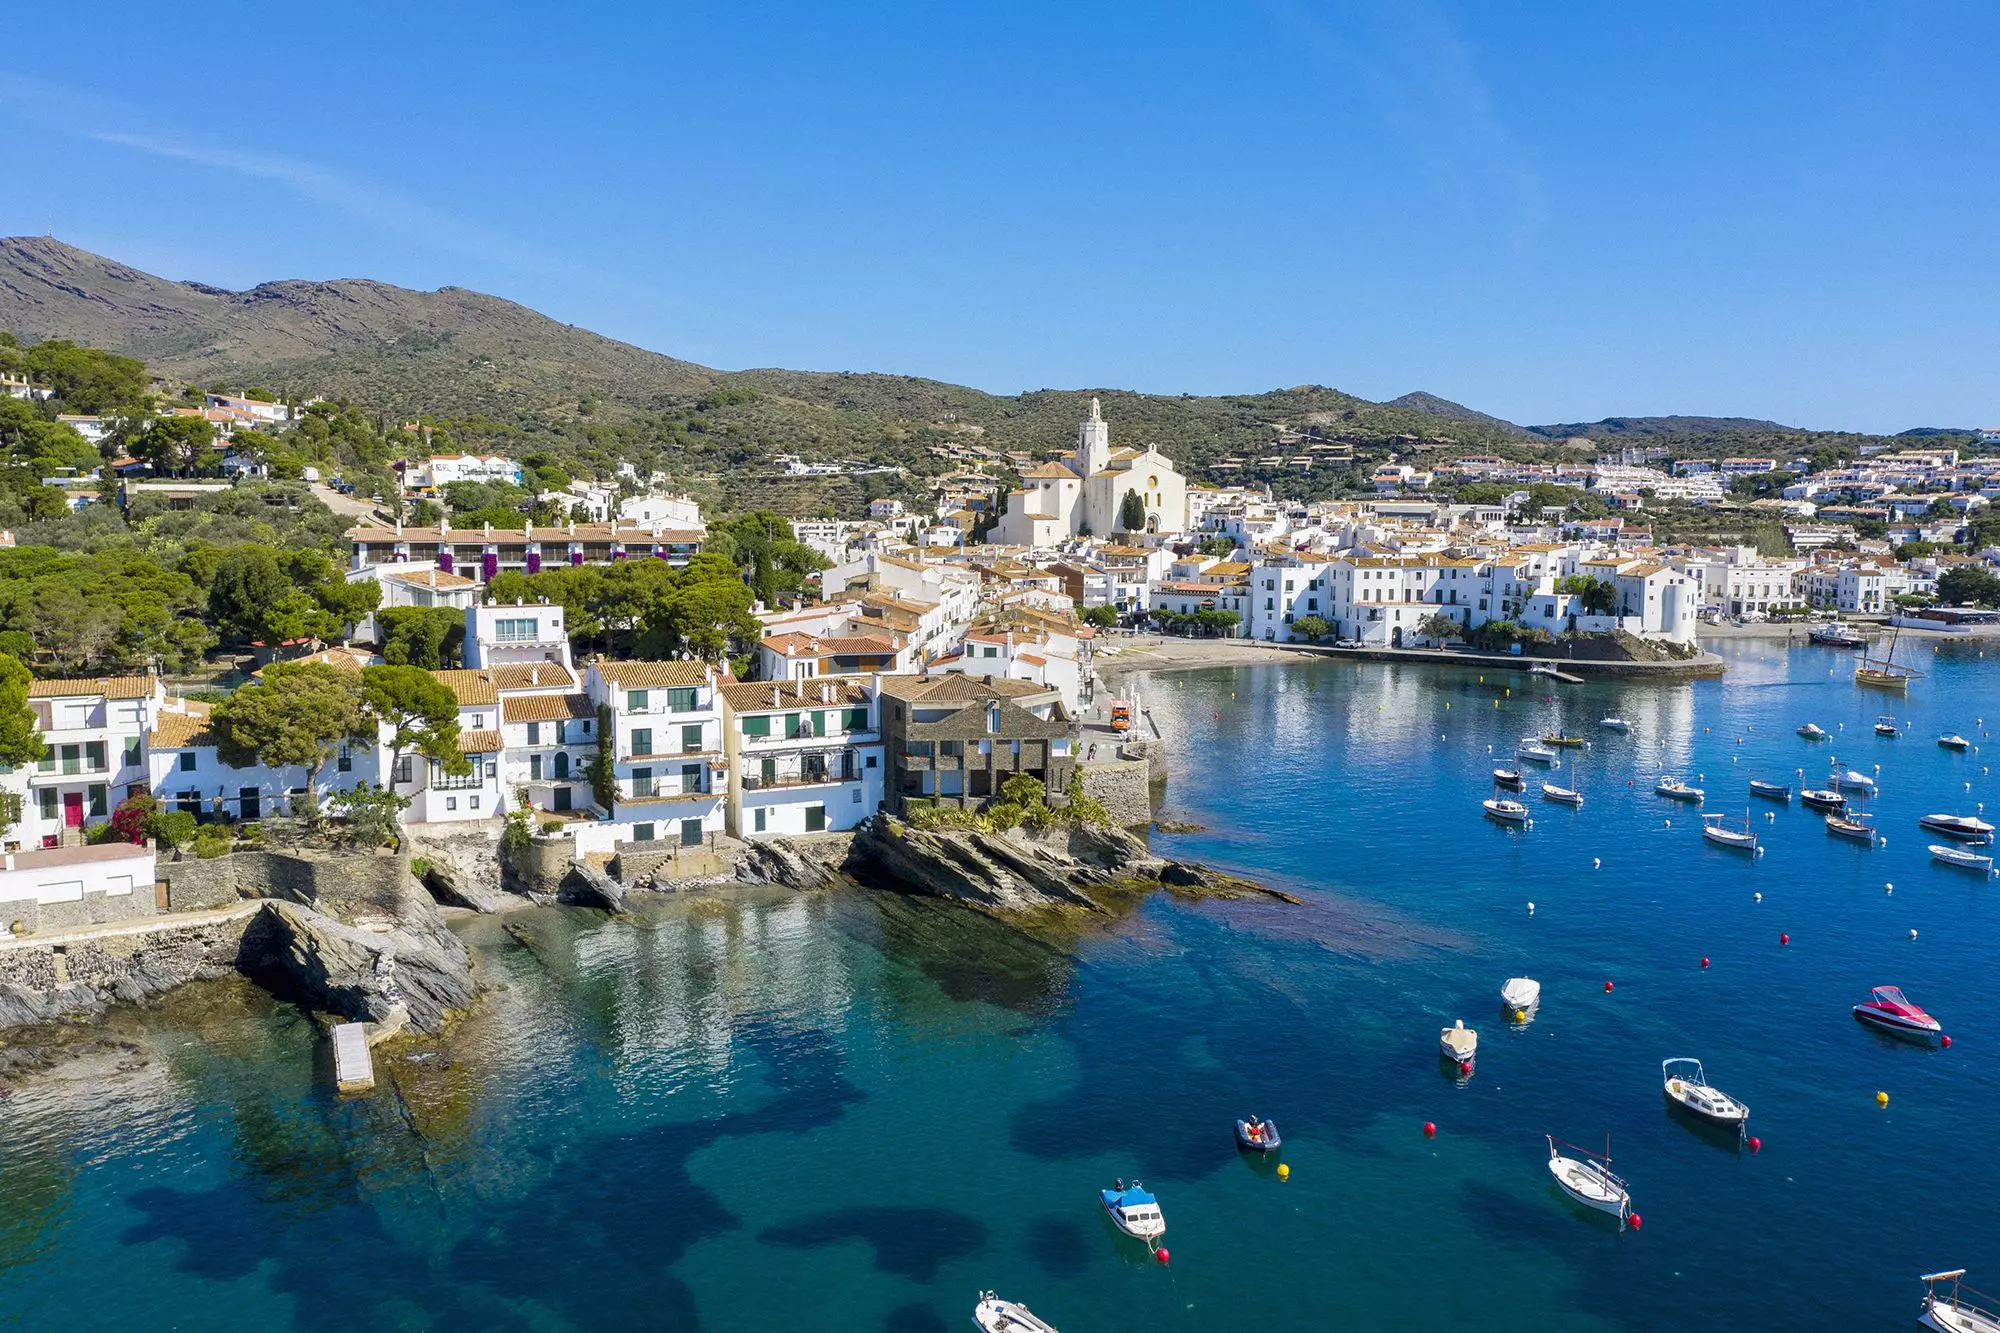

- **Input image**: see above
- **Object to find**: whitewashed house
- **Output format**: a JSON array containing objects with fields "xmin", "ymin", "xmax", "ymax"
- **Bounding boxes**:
[{"xmin": 720, "ymin": 678, "xmax": 883, "ymax": 838}]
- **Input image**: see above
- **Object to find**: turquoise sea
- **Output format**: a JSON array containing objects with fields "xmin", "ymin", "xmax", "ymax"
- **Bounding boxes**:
[{"xmin": 4, "ymin": 638, "xmax": 1999, "ymax": 1330}]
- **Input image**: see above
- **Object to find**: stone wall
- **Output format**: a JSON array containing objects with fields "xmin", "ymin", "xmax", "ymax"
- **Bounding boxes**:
[
  {"xmin": 156, "ymin": 849, "xmax": 410, "ymax": 917},
  {"xmin": 1080, "ymin": 759, "xmax": 1154, "ymax": 828},
  {"xmin": 611, "ymin": 841, "xmax": 726, "ymax": 884},
  {"xmin": 2, "ymin": 885, "xmax": 157, "ymax": 935},
  {"xmin": 0, "ymin": 915, "xmax": 251, "ymax": 1028}
]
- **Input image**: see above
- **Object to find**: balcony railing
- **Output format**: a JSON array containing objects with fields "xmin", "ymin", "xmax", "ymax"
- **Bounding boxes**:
[{"xmin": 741, "ymin": 769, "xmax": 856, "ymax": 791}]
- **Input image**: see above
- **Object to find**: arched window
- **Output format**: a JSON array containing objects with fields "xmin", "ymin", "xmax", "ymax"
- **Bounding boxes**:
[{"xmin": 553, "ymin": 752, "xmax": 570, "ymax": 780}]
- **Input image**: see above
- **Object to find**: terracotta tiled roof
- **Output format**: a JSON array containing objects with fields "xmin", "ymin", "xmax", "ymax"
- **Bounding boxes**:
[
  {"xmin": 718, "ymin": 679, "xmax": 871, "ymax": 711},
  {"xmin": 430, "ymin": 670, "xmax": 500, "ymax": 706},
  {"xmin": 501, "ymin": 693, "xmax": 595, "ymax": 723},
  {"xmin": 150, "ymin": 705, "xmax": 216, "ymax": 748},
  {"xmin": 1021, "ymin": 463, "xmax": 1079, "ymax": 480},
  {"xmin": 595, "ymin": 660, "xmax": 711, "ymax": 689},
  {"xmin": 383, "ymin": 568, "xmax": 478, "ymax": 590},
  {"xmin": 875, "ymin": 673, "xmax": 1052, "ymax": 702},
  {"xmin": 457, "ymin": 730, "xmax": 503, "ymax": 754},
  {"xmin": 28, "ymin": 676, "xmax": 155, "ymax": 700},
  {"xmin": 486, "ymin": 663, "xmax": 576, "ymax": 691}
]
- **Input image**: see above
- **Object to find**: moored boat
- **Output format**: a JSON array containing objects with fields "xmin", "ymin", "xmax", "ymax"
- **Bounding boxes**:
[
  {"xmin": 1235, "ymin": 1116, "xmax": 1281, "ymax": 1152},
  {"xmin": 1939, "ymin": 734, "xmax": 1972, "ymax": 751},
  {"xmin": 1701, "ymin": 812, "xmax": 1759, "ymax": 852},
  {"xmin": 1546, "ymin": 1136, "xmax": 1631, "ymax": 1223},
  {"xmin": 1542, "ymin": 734, "xmax": 1587, "ymax": 748},
  {"xmin": 1920, "ymin": 1269, "xmax": 2000, "ymax": 1333},
  {"xmin": 1439, "ymin": 1020, "xmax": 1477, "ymax": 1064},
  {"xmin": 1483, "ymin": 798, "xmax": 1532, "ymax": 825},
  {"xmin": 1930, "ymin": 844, "xmax": 1996, "ymax": 873},
  {"xmin": 1810, "ymin": 622, "xmax": 1868, "ymax": 648},
  {"xmin": 1836, "ymin": 769, "xmax": 1878, "ymax": 795},
  {"xmin": 1656, "ymin": 776, "xmax": 1704, "ymax": 801},
  {"xmin": 1748, "ymin": 779, "xmax": 1791, "ymax": 802},
  {"xmin": 1875, "ymin": 714, "xmax": 1901, "ymax": 737},
  {"xmin": 1857, "ymin": 627, "xmax": 1923, "ymax": 690},
  {"xmin": 1492, "ymin": 767, "xmax": 1523, "ymax": 789},
  {"xmin": 1599, "ymin": 716, "xmax": 1631, "ymax": 732},
  {"xmin": 1800, "ymin": 787, "xmax": 1846, "ymax": 812},
  {"xmin": 1099, "ymin": 1181, "xmax": 1165, "ymax": 1241},
  {"xmin": 1517, "ymin": 738, "xmax": 1558, "ymax": 764},
  {"xmin": 1797, "ymin": 722, "xmax": 1829, "ymax": 740},
  {"xmin": 1920, "ymin": 814, "xmax": 1996, "ymax": 843},
  {"xmin": 1661, "ymin": 1057, "xmax": 1750, "ymax": 1131},
  {"xmin": 1853, "ymin": 985, "xmax": 1942, "ymax": 1043},
  {"xmin": 1501, "ymin": 977, "xmax": 1541, "ymax": 1016},
  {"xmin": 974, "ymin": 1292, "xmax": 1061, "ymax": 1333},
  {"xmin": 1826, "ymin": 812, "xmax": 1878, "ymax": 845},
  {"xmin": 1540, "ymin": 782, "xmax": 1583, "ymax": 807}
]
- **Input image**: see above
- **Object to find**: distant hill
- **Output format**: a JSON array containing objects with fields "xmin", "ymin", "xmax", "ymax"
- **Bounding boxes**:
[
  {"xmin": 1895, "ymin": 426, "xmax": 1974, "ymax": 439},
  {"xmin": 1529, "ymin": 415, "xmax": 1792, "ymax": 439},
  {"xmin": 1385, "ymin": 391, "xmax": 1530, "ymax": 437}
]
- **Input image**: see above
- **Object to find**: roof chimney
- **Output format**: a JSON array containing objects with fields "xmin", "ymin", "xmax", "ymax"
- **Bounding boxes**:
[
  {"xmin": 531, "ymin": 666, "xmax": 539, "ymax": 685},
  {"xmin": 771, "ymin": 685, "xmax": 780, "ymax": 708}
]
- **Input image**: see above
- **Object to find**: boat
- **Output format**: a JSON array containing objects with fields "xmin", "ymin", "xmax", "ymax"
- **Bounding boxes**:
[
  {"xmin": 1852, "ymin": 985, "xmax": 1942, "ymax": 1043},
  {"xmin": 1826, "ymin": 812, "xmax": 1878, "ymax": 845},
  {"xmin": 974, "ymin": 1293, "xmax": 1061, "ymax": 1333},
  {"xmin": 1800, "ymin": 787, "xmax": 1847, "ymax": 812},
  {"xmin": 1857, "ymin": 626, "xmax": 1924, "ymax": 690},
  {"xmin": 1599, "ymin": 717, "xmax": 1631, "ymax": 732},
  {"xmin": 1655, "ymin": 776, "xmax": 1704, "ymax": 802},
  {"xmin": 1835, "ymin": 769, "xmax": 1878, "ymax": 795},
  {"xmin": 1661, "ymin": 1057, "xmax": 1750, "ymax": 1131},
  {"xmin": 1797, "ymin": 722, "xmax": 1829, "ymax": 740},
  {"xmin": 1492, "ymin": 767, "xmax": 1523, "ymax": 789},
  {"xmin": 1540, "ymin": 782, "xmax": 1584, "ymax": 807},
  {"xmin": 1939, "ymin": 734, "xmax": 1972, "ymax": 751},
  {"xmin": 1748, "ymin": 779, "xmax": 1791, "ymax": 802},
  {"xmin": 1439, "ymin": 1020, "xmax": 1478, "ymax": 1064},
  {"xmin": 1542, "ymin": 734, "xmax": 1587, "ymax": 749},
  {"xmin": 1546, "ymin": 1136, "xmax": 1631, "ymax": 1222},
  {"xmin": 1501, "ymin": 977, "xmax": 1541, "ymax": 1016},
  {"xmin": 1527, "ymin": 664, "xmax": 1562, "ymax": 678},
  {"xmin": 1875, "ymin": 714, "xmax": 1901, "ymax": 738},
  {"xmin": 1931, "ymin": 844, "xmax": 1996, "ymax": 873},
  {"xmin": 1235, "ymin": 1116, "xmax": 1281, "ymax": 1152},
  {"xmin": 1810, "ymin": 621, "xmax": 1869, "ymax": 648},
  {"xmin": 1919, "ymin": 814, "xmax": 1996, "ymax": 843},
  {"xmin": 1517, "ymin": 738, "xmax": 1558, "ymax": 764},
  {"xmin": 1701, "ymin": 812, "xmax": 1759, "ymax": 852},
  {"xmin": 1483, "ymin": 798, "xmax": 1532, "ymax": 825},
  {"xmin": 1920, "ymin": 1269, "xmax": 2000, "ymax": 1333},
  {"xmin": 1099, "ymin": 1181, "xmax": 1166, "ymax": 1241}
]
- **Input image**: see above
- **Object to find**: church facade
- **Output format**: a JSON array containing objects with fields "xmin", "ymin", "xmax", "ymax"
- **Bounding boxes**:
[{"xmin": 990, "ymin": 400, "xmax": 1187, "ymax": 548}]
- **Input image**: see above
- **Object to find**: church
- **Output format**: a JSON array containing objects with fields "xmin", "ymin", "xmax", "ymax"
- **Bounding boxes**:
[{"xmin": 989, "ymin": 399, "xmax": 1188, "ymax": 548}]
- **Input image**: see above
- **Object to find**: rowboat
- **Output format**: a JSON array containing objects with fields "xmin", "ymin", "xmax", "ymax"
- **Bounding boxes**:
[
  {"xmin": 1826, "ymin": 813, "xmax": 1878, "ymax": 845},
  {"xmin": 1483, "ymin": 798, "xmax": 1532, "ymax": 825},
  {"xmin": 1656, "ymin": 776, "xmax": 1704, "ymax": 802},
  {"xmin": 1542, "ymin": 734, "xmax": 1587, "ymax": 748},
  {"xmin": 1661, "ymin": 1057, "xmax": 1749, "ymax": 1131},
  {"xmin": 1540, "ymin": 783, "xmax": 1584, "ymax": 807},
  {"xmin": 1599, "ymin": 717, "xmax": 1631, "ymax": 732},
  {"xmin": 1920, "ymin": 1269, "xmax": 2000, "ymax": 1333},
  {"xmin": 1920, "ymin": 814, "xmax": 1995, "ymax": 843},
  {"xmin": 1701, "ymin": 812, "xmax": 1759, "ymax": 852},
  {"xmin": 975, "ymin": 1292, "xmax": 1061, "ymax": 1332},
  {"xmin": 1931, "ymin": 844, "xmax": 1996, "ymax": 873},
  {"xmin": 1546, "ymin": 1136, "xmax": 1631, "ymax": 1223},
  {"xmin": 1492, "ymin": 767, "xmax": 1523, "ymax": 789},
  {"xmin": 1748, "ymin": 779, "xmax": 1791, "ymax": 802}
]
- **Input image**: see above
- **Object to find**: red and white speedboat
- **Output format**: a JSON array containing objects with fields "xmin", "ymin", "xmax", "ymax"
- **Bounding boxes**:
[{"xmin": 1853, "ymin": 986, "xmax": 1943, "ymax": 1044}]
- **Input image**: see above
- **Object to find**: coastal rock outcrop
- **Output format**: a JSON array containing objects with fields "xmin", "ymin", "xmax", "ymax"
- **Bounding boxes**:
[
  {"xmin": 236, "ymin": 899, "xmax": 474, "ymax": 1034},
  {"xmin": 557, "ymin": 862, "xmax": 628, "ymax": 913},
  {"xmin": 849, "ymin": 817, "xmax": 1164, "ymax": 913},
  {"xmin": 734, "ymin": 838, "xmax": 847, "ymax": 892}
]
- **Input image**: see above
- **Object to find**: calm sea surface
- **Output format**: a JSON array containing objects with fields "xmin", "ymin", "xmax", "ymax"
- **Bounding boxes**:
[{"xmin": 4, "ymin": 639, "xmax": 2000, "ymax": 1330}]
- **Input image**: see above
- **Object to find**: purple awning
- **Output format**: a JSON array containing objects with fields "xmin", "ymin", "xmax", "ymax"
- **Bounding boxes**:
[{"xmin": 437, "ymin": 549, "xmax": 454, "ymax": 575}]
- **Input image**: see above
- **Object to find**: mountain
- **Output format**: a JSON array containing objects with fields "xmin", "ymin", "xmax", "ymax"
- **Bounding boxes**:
[
  {"xmin": 1384, "ymin": 391, "xmax": 1530, "ymax": 437},
  {"xmin": 1528, "ymin": 415, "xmax": 1792, "ymax": 439}
]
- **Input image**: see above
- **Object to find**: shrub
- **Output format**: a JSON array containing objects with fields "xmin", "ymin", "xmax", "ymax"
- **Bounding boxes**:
[
  {"xmin": 145, "ymin": 810, "xmax": 198, "ymax": 849},
  {"xmin": 983, "ymin": 802, "xmax": 1025, "ymax": 831},
  {"xmin": 325, "ymin": 782, "xmax": 410, "ymax": 850},
  {"xmin": 540, "ymin": 819, "xmax": 564, "ymax": 835},
  {"xmin": 190, "ymin": 828, "xmax": 232, "ymax": 859}
]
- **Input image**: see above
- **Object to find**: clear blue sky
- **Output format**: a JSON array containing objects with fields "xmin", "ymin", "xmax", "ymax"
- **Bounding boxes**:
[{"xmin": 3, "ymin": 2, "xmax": 1994, "ymax": 433}]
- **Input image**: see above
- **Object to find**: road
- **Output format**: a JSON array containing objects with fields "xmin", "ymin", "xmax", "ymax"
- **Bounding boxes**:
[{"xmin": 310, "ymin": 482, "xmax": 384, "ymax": 521}]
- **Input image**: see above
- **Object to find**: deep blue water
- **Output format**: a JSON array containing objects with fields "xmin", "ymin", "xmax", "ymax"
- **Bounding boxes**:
[{"xmin": 3, "ymin": 637, "xmax": 1999, "ymax": 1330}]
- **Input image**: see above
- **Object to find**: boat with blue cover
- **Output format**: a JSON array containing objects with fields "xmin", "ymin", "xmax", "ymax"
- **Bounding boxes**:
[
  {"xmin": 1235, "ymin": 1116, "xmax": 1281, "ymax": 1152},
  {"xmin": 1099, "ymin": 1180, "xmax": 1166, "ymax": 1241}
]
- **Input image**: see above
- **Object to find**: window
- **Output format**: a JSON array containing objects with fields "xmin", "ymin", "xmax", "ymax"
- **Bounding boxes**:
[
  {"xmin": 743, "ymin": 715, "xmax": 771, "ymax": 739},
  {"xmin": 680, "ymin": 763, "xmax": 703, "ymax": 794},
  {"xmin": 178, "ymin": 752, "xmax": 197, "ymax": 772},
  {"xmin": 632, "ymin": 767, "xmax": 654, "ymax": 798},
  {"xmin": 337, "ymin": 744, "xmax": 352, "ymax": 773},
  {"xmin": 760, "ymin": 756, "xmax": 777, "ymax": 787},
  {"xmin": 553, "ymin": 787, "xmax": 572, "ymax": 812},
  {"xmin": 667, "ymin": 687, "xmax": 698, "ymax": 713},
  {"xmin": 627, "ymin": 689, "xmax": 649, "ymax": 712},
  {"xmin": 633, "ymin": 823, "xmax": 656, "ymax": 842},
  {"xmin": 785, "ymin": 713, "xmax": 805, "ymax": 740},
  {"xmin": 84, "ymin": 741, "xmax": 106, "ymax": 773},
  {"xmin": 469, "ymin": 795, "xmax": 481, "ymax": 810},
  {"xmin": 38, "ymin": 789, "xmax": 56, "ymax": 820},
  {"xmin": 753, "ymin": 807, "xmax": 766, "ymax": 833},
  {"xmin": 494, "ymin": 617, "xmax": 538, "ymax": 642},
  {"xmin": 530, "ymin": 754, "xmax": 543, "ymax": 780},
  {"xmin": 804, "ymin": 805, "xmax": 826, "ymax": 833},
  {"xmin": 852, "ymin": 789, "xmax": 862, "ymax": 804},
  {"xmin": 395, "ymin": 757, "xmax": 414, "ymax": 784},
  {"xmin": 88, "ymin": 785, "xmax": 107, "ymax": 817},
  {"xmin": 987, "ymin": 704, "xmax": 1000, "ymax": 734},
  {"xmin": 866, "ymin": 754, "xmax": 878, "ymax": 768},
  {"xmin": 682, "ymin": 724, "xmax": 703, "ymax": 752},
  {"xmin": 123, "ymin": 739, "xmax": 142, "ymax": 768},
  {"xmin": 527, "ymin": 722, "xmax": 541, "ymax": 746},
  {"xmin": 632, "ymin": 728, "xmax": 653, "ymax": 757},
  {"xmin": 486, "ymin": 762, "xmax": 497, "ymax": 779}
]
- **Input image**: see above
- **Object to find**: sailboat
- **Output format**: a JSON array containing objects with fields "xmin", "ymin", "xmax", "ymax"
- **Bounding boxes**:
[
  {"xmin": 1857, "ymin": 625, "xmax": 1923, "ymax": 691},
  {"xmin": 1546, "ymin": 1135, "xmax": 1632, "ymax": 1224}
]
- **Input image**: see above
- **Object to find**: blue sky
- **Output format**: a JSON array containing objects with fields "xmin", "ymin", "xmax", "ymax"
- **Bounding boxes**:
[{"xmin": 2, "ymin": 2, "xmax": 1994, "ymax": 432}]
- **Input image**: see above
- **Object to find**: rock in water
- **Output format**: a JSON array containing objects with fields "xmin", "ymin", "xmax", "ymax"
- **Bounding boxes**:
[
  {"xmin": 851, "ymin": 818, "xmax": 1141, "ymax": 912},
  {"xmin": 735, "ymin": 839, "xmax": 844, "ymax": 891},
  {"xmin": 420, "ymin": 857, "xmax": 504, "ymax": 913},
  {"xmin": 558, "ymin": 862, "xmax": 627, "ymax": 913},
  {"xmin": 236, "ymin": 900, "xmax": 474, "ymax": 1034}
]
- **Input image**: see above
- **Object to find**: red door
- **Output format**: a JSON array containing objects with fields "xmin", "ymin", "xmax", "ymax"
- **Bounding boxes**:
[{"xmin": 62, "ymin": 792, "xmax": 84, "ymax": 827}]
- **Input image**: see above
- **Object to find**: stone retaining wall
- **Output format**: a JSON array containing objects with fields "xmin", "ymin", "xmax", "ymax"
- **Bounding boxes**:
[
  {"xmin": 2, "ymin": 885, "xmax": 157, "ymax": 935},
  {"xmin": 0, "ymin": 916, "xmax": 251, "ymax": 1027},
  {"xmin": 611, "ymin": 842, "xmax": 726, "ymax": 884},
  {"xmin": 157, "ymin": 849, "xmax": 409, "ymax": 916},
  {"xmin": 1080, "ymin": 760, "xmax": 1155, "ymax": 828}
]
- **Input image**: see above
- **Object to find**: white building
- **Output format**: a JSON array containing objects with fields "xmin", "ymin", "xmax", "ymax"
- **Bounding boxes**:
[
  {"xmin": 407, "ymin": 454, "xmax": 523, "ymax": 490},
  {"xmin": 0, "ymin": 842, "xmax": 156, "ymax": 929},
  {"xmin": 584, "ymin": 659, "xmax": 729, "ymax": 849},
  {"xmin": 13, "ymin": 677, "xmax": 165, "ymax": 850},
  {"xmin": 720, "ymin": 678, "xmax": 884, "ymax": 838},
  {"xmin": 990, "ymin": 400, "xmax": 1188, "ymax": 546}
]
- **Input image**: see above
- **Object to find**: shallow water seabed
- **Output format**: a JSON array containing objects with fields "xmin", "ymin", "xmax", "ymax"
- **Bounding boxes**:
[{"xmin": 0, "ymin": 639, "xmax": 1996, "ymax": 1330}]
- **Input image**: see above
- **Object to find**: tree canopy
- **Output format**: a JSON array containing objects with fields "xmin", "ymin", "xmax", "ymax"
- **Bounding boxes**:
[{"xmin": 211, "ymin": 661, "xmax": 371, "ymax": 812}]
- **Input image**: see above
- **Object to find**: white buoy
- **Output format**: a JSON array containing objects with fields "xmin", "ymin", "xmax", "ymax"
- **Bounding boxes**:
[
  {"xmin": 1593, "ymin": 857, "xmax": 1601, "ymax": 869},
  {"xmin": 1880, "ymin": 836, "xmax": 1889, "ymax": 848},
  {"xmin": 1527, "ymin": 901, "xmax": 1536, "ymax": 914},
  {"xmin": 1885, "ymin": 882, "xmax": 1894, "ymax": 892},
  {"xmin": 1665, "ymin": 819, "xmax": 1672, "ymax": 828},
  {"xmin": 1910, "ymin": 929, "xmax": 1919, "ymax": 940},
  {"xmin": 1755, "ymin": 892, "xmax": 1763, "ymax": 902}
]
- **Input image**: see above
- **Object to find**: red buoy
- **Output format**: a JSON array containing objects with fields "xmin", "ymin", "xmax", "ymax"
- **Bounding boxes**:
[
  {"xmin": 1700, "ymin": 957, "xmax": 1710, "ymax": 969},
  {"xmin": 1747, "ymin": 1136, "xmax": 1762, "ymax": 1152},
  {"xmin": 1627, "ymin": 1213, "xmax": 1643, "ymax": 1230},
  {"xmin": 1942, "ymin": 1035, "xmax": 1953, "ymax": 1048},
  {"xmin": 1604, "ymin": 980, "xmax": 1615, "ymax": 993},
  {"xmin": 1423, "ymin": 1121, "xmax": 1437, "ymax": 1137},
  {"xmin": 1459, "ymin": 1061, "xmax": 1471, "ymax": 1074},
  {"xmin": 1780, "ymin": 933, "xmax": 1790, "ymax": 945},
  {"xmin": 1155, "ymin": 1247, "xmax": 1170, "ymax": 1265}
]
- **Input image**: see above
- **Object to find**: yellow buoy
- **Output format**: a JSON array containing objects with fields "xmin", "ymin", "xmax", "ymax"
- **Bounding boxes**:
[
  {"xmin": 1277, "ymin": 1163, "xmax": 1290, "ymax": 1180},
  {"xmin": 1876, "ymin": 1091, "xmax": 1890, "ymax": 1107}
]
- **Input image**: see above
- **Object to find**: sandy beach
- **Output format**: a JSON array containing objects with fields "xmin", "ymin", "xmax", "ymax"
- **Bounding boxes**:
[{"xmin": 1095, "ymin": 636, "xmax": 1303, "ymax": 674}]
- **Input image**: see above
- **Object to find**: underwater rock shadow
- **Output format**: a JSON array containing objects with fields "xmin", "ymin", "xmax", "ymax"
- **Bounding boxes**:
[
  {"xmin": 758, "ymin": 1206, "xmax": 985, "ymax": 1281},
  {"xmin": 883, "ymin": 1301, "xmax": 951, "ymax": 1333}
]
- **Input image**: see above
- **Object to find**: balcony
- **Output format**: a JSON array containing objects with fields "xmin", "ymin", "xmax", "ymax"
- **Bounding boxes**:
[
  {"xmin": 740, "ymin": 771, "xmax": 856, "ymax": 791},
  {"xmin": 623, "ymin": 747, "xmax": 722, "ymax": 764}
]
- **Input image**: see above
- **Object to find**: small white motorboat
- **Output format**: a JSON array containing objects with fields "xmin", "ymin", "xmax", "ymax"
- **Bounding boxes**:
[
  {"xmin": 1920, "ymin": 813, "xmax": 1996, "ymax": 842},
  {"xmin": 974, "ymin": 1292, "xmax": 1061, "ymax": 1333},
  {"xmin": 1701, "ymin": 812, "xmax": 1759, "ymax": 852},
  {"xmin": 1492, "ymin": 767, "xmax": 1524, "ymax": 789},
  {"xmin": 1938, "ymin": 734, "xmax": 1972, "ymax": 752},
  {"xmin": 1540, "ymin": 783, "xmax": 1583, "ymax": 807},
  {"xmin": 1517, "ymin": 737, "xmax": 1558, "ymax": 764},
  {"xmin": 1099, "ymin": 1181, "xmax": 1165, "ymax": 1242},
  {"xmin": 1656, "ymin": 776, "xmax": 1704, "ymax": 802},
  {"xmin": 1920, "ymin": 1269, "xmax": 2000, "ymax": 1333},
  {"xmin": 1797, "ymin": 722, "xmax": 1829, "ymax": 740},
  {"xmin": 1440, "ymin": 1020, "xmax": 1478, "ymax": 1063},
  {"xmin": 1836, "ymin": 769, "xmax": 1879, "ymax": 795},
  {"xmin": 1546, "ymin": 1136, "xmax": 1631, "ymax": 1223},
  {"xmin": 1931, "ymin": 844, "xmax": 1996, "ymax": 873},
  {"xmin": 1501, "ymin": 977, "xmax": 1541, "ymax": 1016},
  {"xmin": 1800, "ymin": 787, "xmax": 1846, "ymax": 812},
  {"xmin": 1483, "ymin": 798, "xmax": 1532, "ymax": 825},
  {"xmin": 1748, "ymin": 779, "xmax": 1791, "ymax": 802},
  {"xmin": 1875, "ymin": 714, "xmax": 1901, "ymax": 738},
  {"xmin": 1661, "ymin": 1057, "xmax": 1749, "ymax": 1131},
  {"xmin": 1853, "ymin": 985, "xmax": 1942, "ymax": 1043},
  {"xmin": 1599, "ymin": 716, "xmax": 1631, "ymax": 732}
]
